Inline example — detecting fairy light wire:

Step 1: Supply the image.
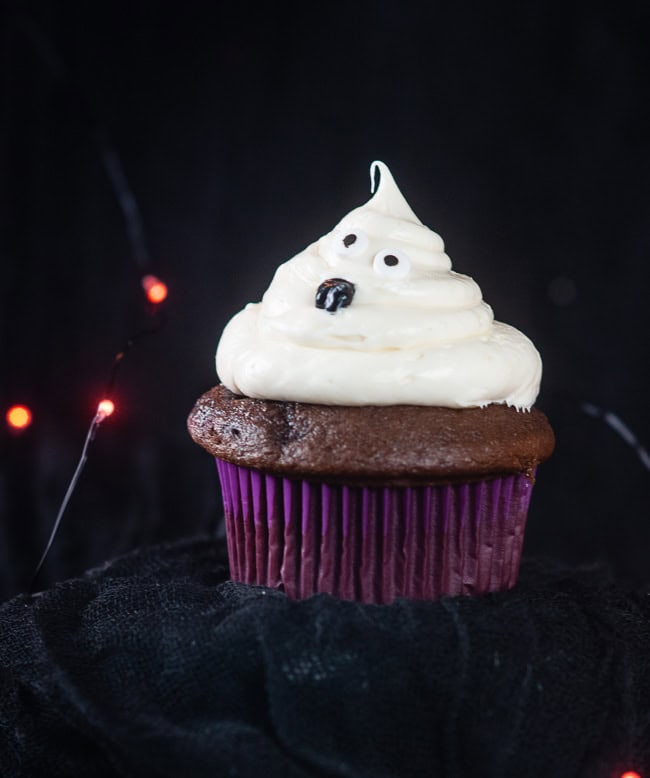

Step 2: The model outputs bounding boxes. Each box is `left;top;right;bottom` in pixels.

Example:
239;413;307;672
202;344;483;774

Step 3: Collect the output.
28;306;167;592
104;313;168;397
96;129;150;269
30;403;113;593
582;403;650;472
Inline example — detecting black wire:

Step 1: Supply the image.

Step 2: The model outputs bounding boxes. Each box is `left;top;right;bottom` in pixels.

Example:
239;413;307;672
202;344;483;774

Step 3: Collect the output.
29;412;103;594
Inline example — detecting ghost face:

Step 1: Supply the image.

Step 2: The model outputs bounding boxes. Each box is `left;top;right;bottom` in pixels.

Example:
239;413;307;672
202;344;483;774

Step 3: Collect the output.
331;227;412;280
259;200;484;349
315;226;418;313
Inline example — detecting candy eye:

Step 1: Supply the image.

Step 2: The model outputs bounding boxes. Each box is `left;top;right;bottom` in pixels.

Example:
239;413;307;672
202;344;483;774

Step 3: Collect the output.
373;248;411;279
334;228;369;257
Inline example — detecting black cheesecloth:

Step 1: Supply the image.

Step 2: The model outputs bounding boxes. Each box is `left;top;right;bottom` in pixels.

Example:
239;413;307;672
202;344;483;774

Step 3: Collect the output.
1;536;649;778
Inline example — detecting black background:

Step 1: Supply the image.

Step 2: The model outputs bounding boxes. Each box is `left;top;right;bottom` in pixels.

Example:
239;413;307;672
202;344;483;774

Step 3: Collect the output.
1;1;649;601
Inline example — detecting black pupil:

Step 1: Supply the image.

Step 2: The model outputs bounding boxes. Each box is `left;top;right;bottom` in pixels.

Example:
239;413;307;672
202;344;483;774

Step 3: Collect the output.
383;254;399;267
343;234;357;247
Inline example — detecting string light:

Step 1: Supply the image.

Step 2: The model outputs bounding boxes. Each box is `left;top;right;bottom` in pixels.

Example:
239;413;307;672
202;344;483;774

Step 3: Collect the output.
6;404;33;431
96;398;115;421
13;20;171;591
29;303;170;588
29;294;167;589
141;274;168;304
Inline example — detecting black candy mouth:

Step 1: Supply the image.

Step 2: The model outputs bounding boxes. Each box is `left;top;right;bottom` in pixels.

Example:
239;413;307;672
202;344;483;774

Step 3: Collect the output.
315;278;356;313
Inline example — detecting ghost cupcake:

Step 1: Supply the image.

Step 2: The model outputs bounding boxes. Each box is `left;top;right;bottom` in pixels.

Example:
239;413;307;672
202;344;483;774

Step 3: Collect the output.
188;162;554;603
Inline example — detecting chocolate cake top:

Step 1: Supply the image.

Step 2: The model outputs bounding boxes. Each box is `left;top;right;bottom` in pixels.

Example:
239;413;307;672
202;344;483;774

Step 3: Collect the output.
188;385;555;487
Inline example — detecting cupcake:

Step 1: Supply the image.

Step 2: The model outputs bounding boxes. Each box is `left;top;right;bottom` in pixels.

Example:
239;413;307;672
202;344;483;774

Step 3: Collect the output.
188;161;554;603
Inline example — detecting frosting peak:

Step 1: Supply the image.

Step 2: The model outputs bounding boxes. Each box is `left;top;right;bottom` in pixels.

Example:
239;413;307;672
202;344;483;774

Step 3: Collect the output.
216;162;542;410
368;160;422;224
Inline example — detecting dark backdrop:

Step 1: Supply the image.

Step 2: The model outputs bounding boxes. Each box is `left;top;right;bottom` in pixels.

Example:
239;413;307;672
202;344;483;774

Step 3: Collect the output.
1;1;649;601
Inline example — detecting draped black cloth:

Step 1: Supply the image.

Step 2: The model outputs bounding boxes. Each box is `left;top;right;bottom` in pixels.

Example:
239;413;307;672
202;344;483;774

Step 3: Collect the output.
1;537;649;778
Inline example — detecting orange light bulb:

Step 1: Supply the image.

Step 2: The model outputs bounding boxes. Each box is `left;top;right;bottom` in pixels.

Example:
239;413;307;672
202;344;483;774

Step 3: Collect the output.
141;274;168;304
621;772;642;778
147;282;168;304
7;404;32;430
96;399;115;420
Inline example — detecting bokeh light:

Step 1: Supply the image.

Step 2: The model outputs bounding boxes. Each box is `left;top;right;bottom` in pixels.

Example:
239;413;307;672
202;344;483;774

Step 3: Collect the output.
6;404;32;431
97;399;115;420
141;274;168;304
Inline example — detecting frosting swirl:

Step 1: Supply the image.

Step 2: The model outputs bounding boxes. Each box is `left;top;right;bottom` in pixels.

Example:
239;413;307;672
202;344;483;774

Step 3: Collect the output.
216;162;542;409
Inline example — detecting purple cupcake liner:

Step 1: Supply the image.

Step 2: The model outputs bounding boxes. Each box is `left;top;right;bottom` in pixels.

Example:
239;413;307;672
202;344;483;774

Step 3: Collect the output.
216;459;537;603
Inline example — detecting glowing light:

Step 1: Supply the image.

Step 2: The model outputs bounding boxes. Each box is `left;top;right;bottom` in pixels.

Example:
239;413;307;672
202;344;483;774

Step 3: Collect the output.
141;274;168;304
96;399;115;421
7;404;33;430
621;772;642;778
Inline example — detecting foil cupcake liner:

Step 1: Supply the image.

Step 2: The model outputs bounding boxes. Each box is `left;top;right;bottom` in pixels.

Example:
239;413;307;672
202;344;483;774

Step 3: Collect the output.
216;459;536;603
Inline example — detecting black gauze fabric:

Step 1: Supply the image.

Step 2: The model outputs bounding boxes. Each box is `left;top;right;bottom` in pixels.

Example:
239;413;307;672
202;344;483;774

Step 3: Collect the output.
1;536;649;778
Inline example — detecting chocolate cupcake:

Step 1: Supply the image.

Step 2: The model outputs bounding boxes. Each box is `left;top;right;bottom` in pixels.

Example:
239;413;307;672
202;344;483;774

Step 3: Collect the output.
188;162;554;603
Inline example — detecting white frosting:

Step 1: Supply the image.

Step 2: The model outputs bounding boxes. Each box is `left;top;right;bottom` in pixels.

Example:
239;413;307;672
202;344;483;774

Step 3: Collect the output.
216;161;542;409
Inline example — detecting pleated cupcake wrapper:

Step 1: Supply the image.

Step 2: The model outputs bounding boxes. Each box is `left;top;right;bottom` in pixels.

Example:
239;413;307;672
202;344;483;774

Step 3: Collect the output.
216;459;536;604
